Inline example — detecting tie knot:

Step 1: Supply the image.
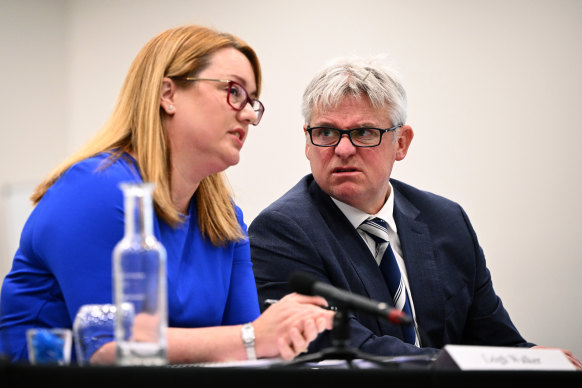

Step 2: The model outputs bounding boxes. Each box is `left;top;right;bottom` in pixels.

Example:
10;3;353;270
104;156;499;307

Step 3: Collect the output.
359;217;390;244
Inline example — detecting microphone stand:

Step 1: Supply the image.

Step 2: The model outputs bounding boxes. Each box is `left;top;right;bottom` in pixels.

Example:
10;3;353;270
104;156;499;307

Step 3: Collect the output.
276;307;397;369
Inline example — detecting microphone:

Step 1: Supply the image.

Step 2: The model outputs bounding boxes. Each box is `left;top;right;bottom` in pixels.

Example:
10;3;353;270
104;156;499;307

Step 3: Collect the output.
288;271;412;325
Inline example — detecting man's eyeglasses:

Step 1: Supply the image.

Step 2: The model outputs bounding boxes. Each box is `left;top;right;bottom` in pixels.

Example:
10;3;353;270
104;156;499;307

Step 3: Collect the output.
170;77;264;125
306;125;400;147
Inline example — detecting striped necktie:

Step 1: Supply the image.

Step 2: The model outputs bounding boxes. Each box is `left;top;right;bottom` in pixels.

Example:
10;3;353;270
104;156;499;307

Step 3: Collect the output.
359;217;419;346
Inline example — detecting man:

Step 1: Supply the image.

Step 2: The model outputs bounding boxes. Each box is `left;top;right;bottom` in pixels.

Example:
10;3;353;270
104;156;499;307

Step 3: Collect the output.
249;56;581;366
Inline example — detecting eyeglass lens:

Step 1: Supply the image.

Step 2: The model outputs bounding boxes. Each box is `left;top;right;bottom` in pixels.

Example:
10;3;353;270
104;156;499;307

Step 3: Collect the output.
227;82;263;125
310;127;382;146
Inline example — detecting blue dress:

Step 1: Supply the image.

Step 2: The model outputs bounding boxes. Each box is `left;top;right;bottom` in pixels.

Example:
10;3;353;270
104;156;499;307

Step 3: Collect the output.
0;153;260;361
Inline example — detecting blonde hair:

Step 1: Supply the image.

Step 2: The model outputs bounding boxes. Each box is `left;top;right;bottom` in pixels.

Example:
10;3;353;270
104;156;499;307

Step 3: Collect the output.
31;25;262;246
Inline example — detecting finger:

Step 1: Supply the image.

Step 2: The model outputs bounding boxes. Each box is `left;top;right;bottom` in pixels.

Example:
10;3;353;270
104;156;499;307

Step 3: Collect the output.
315;316;331;332
559;350;582;369
283;292;329;307
561;349;573;358
301;318;319;343
568;355;582;370
288;326;308;356
303;295;329;307
277;336;295;361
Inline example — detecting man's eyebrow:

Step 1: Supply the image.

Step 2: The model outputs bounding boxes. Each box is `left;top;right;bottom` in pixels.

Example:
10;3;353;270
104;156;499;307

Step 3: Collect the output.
310;121;335;127
311;122;381;128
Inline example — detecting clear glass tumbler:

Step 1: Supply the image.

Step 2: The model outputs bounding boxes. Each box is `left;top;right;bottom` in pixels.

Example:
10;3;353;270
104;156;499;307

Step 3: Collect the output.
73;303;133;365
27;328;72;365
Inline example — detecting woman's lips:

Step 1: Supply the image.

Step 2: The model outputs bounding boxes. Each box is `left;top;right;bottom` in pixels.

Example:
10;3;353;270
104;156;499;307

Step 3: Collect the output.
229;129;246;146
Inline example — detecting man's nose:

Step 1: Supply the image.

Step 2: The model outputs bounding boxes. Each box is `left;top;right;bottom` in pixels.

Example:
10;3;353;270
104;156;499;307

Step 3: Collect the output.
334;134;357;157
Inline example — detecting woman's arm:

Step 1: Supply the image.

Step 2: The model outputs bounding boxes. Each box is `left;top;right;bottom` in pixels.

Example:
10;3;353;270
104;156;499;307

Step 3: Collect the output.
91;293;334;364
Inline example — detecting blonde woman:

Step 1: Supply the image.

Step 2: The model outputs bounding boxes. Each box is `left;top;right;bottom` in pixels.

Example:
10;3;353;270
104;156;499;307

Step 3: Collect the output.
0;25;333;364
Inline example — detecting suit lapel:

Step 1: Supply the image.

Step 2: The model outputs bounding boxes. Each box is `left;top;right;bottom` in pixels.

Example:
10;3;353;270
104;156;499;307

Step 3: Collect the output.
393;185;445;344
309;180;408;337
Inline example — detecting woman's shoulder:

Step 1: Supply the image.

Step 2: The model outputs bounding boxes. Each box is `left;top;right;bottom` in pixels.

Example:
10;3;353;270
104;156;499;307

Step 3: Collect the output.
66;152;140;182
49;153;138;192
40;152;141;210
23;153;136;260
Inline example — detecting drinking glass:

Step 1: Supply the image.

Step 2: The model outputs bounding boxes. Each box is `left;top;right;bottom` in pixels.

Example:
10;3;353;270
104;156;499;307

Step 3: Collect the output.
73;304;132;365
27;328;72;365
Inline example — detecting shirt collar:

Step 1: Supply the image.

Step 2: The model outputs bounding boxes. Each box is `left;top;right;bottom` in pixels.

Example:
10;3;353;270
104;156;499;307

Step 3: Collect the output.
331;182;398;234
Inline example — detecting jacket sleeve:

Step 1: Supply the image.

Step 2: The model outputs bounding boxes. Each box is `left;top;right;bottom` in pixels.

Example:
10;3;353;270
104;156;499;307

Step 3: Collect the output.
249;208;439;357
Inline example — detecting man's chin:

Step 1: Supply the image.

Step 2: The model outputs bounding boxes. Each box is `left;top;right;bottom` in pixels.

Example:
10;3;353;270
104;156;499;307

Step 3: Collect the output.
327;185;362;205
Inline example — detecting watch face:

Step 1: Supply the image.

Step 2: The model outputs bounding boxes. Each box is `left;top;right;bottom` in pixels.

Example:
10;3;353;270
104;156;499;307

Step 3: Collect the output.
241;323;257;360
242;324;255;344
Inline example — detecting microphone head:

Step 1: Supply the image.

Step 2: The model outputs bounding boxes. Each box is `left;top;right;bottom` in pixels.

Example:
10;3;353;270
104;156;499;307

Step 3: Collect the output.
288;271;317;296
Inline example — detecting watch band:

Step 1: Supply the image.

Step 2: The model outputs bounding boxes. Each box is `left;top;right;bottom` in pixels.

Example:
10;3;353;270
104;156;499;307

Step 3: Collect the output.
241;323;257;360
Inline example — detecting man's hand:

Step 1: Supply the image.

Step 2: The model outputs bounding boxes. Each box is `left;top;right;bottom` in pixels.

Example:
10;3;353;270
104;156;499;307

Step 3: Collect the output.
532;345;582;370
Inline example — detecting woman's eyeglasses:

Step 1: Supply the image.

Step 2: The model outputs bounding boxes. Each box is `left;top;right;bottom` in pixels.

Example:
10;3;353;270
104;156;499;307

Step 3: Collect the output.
171;77;264;125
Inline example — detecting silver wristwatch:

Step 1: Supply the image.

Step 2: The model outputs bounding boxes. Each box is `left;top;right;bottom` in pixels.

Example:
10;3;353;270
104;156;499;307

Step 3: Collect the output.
241;323;256;360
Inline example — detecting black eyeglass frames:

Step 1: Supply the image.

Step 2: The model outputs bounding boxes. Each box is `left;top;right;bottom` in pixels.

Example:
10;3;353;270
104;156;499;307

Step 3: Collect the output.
306;125;400;147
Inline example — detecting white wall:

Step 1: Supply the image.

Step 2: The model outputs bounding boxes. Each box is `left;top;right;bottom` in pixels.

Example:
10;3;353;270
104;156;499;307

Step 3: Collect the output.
0;0;67;278
1;0;581;358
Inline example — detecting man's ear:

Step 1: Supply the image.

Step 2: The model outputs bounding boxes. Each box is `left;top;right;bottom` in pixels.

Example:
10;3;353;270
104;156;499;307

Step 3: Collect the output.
395;124;414;161
160;77;177;115
303;124;311;160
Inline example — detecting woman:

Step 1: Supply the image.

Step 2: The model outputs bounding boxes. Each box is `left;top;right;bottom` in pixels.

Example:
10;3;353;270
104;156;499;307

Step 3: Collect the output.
0;25;333;364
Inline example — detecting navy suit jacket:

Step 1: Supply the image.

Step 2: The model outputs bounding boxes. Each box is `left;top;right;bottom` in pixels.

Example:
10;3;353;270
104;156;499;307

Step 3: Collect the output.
249;174;533;356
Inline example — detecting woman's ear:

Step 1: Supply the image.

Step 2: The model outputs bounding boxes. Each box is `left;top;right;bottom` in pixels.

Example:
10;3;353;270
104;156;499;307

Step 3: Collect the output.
160;77;177;115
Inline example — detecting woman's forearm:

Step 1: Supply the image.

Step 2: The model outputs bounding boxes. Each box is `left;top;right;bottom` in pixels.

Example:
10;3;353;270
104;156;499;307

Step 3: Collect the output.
90;325;246;365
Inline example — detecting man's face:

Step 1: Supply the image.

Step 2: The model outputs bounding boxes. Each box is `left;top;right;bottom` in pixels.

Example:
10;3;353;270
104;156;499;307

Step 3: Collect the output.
305;95;413;214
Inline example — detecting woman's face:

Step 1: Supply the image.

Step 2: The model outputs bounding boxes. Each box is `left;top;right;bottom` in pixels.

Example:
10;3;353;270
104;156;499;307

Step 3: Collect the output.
162;47;259;185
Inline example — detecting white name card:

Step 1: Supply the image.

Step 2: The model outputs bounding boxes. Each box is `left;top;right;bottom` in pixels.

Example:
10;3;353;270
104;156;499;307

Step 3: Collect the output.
434;345;575;371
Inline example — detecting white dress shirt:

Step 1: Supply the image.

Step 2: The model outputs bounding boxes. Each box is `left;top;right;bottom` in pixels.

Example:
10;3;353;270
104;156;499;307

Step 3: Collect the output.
331;182;420;344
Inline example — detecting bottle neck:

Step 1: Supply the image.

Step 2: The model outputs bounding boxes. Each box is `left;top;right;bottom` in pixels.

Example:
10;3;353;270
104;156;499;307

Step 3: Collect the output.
121;183;155;238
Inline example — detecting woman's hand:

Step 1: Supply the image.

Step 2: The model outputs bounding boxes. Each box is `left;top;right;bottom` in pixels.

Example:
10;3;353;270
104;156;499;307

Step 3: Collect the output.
252;292;334;360
90;293;335;364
